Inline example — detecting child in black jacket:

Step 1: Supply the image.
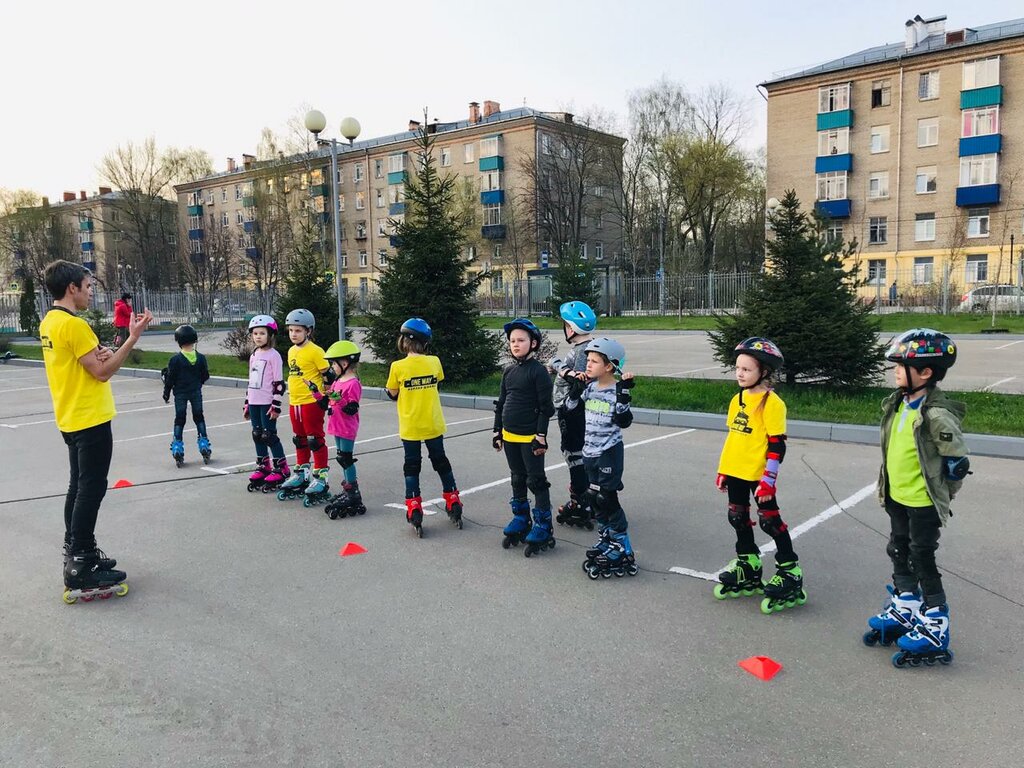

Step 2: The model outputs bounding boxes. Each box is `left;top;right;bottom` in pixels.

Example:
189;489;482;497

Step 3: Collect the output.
163;324;212;465
492;319;555;557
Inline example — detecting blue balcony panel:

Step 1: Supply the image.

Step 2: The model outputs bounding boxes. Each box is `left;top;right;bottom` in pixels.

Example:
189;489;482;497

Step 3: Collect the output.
389;235;403;248
388;202;406;216
959;134;1002;157
479;156;504;172
816;109;853;131
81;241;94;252
82;260;97;272
188;228;204;241
956;184;1000;207
814;153;853;173
480;190;505;205
960;85;1003;109
387;171;407;185
243;220;260;233
481;224;507;240
186;204;203;215
245;247;261;259
815;199;851;219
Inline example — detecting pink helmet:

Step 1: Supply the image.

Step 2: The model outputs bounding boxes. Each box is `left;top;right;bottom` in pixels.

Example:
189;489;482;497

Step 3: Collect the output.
248;314;278;334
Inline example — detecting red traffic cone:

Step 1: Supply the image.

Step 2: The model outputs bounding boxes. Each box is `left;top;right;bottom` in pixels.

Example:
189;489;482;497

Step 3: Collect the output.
339;542;367;557
112;479;133;489
738;655;782;681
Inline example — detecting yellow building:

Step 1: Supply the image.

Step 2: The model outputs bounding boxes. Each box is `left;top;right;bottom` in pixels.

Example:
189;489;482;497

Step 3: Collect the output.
763;15;1024;307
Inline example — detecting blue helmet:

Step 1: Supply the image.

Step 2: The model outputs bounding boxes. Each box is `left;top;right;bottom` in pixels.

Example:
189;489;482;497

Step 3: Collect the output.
559;301;597;337
503;318;543;349
400;317;432;343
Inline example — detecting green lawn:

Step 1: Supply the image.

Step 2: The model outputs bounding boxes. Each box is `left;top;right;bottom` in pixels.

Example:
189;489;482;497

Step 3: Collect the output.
12;344;1022;436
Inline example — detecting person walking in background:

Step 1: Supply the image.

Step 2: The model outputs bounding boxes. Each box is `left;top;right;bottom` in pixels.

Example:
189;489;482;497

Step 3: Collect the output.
113;292;132;347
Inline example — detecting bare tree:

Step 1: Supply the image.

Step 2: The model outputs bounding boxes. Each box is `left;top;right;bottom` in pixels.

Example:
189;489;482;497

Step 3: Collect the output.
0;191;77;285
178;220;233;322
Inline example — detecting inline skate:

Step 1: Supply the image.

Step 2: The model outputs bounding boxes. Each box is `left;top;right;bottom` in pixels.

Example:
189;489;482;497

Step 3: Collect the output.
170;439;185;467
502;499;531;548
443;489;464;529
62;540;117;570
302;468;330;507
261;458;290;493
555;492;594;530
523;508;555;558
197;435;212;464
892;604;953;668
863;585;922;647
584;529;638;579
713;553;764;600
63;550;129;605
247;457;271;492
324;482;366;519
582;526;612;572
760;560;807;614
277;464;309;501
406;496;424;538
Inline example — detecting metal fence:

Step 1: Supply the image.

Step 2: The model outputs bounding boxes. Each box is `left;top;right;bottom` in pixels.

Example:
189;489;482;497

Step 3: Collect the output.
855;263;1024;315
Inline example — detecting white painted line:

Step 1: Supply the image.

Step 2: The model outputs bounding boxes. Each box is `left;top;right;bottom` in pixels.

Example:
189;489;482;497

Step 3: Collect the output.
200;466;231;475
982;376;1016;392
665;366;721;376
0;396;241;429
8;377;157;394
114;421;250;443
992;339;1024;350
668;566;720;582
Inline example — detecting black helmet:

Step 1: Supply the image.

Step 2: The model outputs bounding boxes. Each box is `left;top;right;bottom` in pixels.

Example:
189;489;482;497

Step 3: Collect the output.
174;324;198;345
885;329;957;370
121;292;132;301
734;337;785;372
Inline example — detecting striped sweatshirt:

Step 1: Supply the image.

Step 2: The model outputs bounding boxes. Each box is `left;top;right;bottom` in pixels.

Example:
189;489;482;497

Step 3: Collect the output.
566;381;631;458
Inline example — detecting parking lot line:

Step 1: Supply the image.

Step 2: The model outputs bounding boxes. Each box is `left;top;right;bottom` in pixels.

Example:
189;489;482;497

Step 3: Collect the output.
0;396;241;429
993;339;1024;350
982;376;1016;391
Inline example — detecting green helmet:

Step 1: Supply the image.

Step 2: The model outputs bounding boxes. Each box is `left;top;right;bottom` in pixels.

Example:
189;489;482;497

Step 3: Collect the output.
324;339;361;363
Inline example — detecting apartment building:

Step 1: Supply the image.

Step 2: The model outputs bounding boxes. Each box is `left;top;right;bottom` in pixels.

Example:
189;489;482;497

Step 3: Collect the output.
763;14;1024;299
173;101;625;298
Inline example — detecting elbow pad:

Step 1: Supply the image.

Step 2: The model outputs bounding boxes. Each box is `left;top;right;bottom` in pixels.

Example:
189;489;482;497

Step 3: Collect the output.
767;434;787;464
386;390;399;402
272;380;286;396
944;456;970;481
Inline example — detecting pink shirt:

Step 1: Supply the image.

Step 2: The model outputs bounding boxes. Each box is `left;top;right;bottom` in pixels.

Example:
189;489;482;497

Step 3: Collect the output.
326;377;362;440
247;347;284;407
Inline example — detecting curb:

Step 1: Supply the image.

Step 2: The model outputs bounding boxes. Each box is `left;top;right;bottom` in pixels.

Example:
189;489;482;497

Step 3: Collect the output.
6;357;1024;459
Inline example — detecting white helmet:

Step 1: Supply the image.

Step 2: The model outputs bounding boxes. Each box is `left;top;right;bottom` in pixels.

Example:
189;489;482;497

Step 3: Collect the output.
248;314;278;334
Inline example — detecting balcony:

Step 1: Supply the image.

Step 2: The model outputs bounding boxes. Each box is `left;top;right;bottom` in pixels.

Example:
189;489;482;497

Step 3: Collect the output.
814;153;853;173
354;231;367;241
816;109;853;131
310;184;330;197
956;184;1000;207
961;85;1002;109
389;202;406;216
387;170;407;185
480;190;505;206
79;219;93;231
481;224;507;240
959;134;1002;157
82;260;97;272
815;199;851;218
479;156;504;172
242;195;255;208
81;241;94;252
187;204;203;216
245;246;262;259
243;220;260;233
188;228;205;240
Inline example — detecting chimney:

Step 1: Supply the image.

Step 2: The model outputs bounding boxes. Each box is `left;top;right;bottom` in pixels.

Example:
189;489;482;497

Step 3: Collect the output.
63;191;76;202
79;190;87;201
41;196;49;208
483;100;501;118
242;153;255;170
227;157;236;172
469;102;481;124
905;14;946;50
98;186;112;195
408;119;421;132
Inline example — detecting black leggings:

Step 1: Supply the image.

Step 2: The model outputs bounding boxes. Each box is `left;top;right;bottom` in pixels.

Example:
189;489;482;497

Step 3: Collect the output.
885;496;945;607
503;440;551;511
62;421;114;553
725;476;796;564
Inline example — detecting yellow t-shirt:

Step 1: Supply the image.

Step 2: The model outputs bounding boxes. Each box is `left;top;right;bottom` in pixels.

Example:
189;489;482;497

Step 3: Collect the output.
39;308;116;433
386;354;446;441
886;401;932;507
717;390;787;481
287;342;328;406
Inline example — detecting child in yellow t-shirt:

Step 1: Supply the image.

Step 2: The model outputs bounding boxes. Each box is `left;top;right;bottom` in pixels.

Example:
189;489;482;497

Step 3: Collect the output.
277;308;331;504
714;337;805;615
385;317;462;537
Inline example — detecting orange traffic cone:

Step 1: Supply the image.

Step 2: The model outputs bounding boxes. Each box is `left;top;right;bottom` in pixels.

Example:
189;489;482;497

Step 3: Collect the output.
738;655;782;681
339;542;367;557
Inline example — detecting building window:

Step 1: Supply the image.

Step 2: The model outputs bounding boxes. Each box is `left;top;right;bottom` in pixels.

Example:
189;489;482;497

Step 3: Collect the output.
377;249;389;267
355;221;366;239
962;107;999;138
389;154;405;173
966;254;988;283
960;154;998;187
868;172;889;199
916;166;937;194
220;212;229;227
967;208;990;238
868;217;888;244
871;79;891;107
963;56;1000;90
825;222;843;243
388;185;404;204
377;220;386;236
168;232;177;245
464;143;475;163
301;172;310;191
915;213;936;242
817;128;849;156
354;163;364;182
867;258;887;284
917;118;939;147
480;136;500;157
358;251;368;268
542;134;552;155
441;147;451;167
918;70;940;100
483;203;502;226
340;252;348;269
595;241;604;260
339;194;345;212
816;172;847;201
188;214;201;229
376;189;384;208
235;185;242;200
482;170;502;191
374;159;383;179
596;213;604;230
221;188;227;202
359;276;368;292
236;210;244;224
817;83;851;113
207;190;215;205
913;256;935;284
238;235;246;248
870;125;890;153
491;271;503;291
355;191;365;210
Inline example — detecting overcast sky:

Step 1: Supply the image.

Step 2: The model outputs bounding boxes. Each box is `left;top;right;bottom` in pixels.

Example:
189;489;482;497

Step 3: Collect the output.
2;0;1021;198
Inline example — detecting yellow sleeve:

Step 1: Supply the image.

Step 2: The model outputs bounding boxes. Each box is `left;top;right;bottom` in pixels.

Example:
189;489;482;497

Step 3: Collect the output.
69;318;100;359
765;393;787;435
435;356;444;383
386;361;400;391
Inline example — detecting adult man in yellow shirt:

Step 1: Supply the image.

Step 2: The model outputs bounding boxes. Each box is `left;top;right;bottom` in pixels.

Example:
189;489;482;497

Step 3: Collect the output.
39;260;152;597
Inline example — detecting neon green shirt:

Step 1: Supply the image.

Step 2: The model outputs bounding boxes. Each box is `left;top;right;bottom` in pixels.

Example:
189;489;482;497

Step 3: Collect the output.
886;399;932;507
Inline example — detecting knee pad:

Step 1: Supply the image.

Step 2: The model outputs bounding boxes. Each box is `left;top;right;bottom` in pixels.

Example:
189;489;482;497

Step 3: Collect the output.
758;510;789;538
403;458;422;477
252;428;263;445
259;429;275;446
510;472;528;491
292;435;308;449
526;475;550;495
728;503;753;532
886;540;905;562
587;485;615;516
583;485;601;511
429;453;452;476
336;451;356;469
307;435;325;452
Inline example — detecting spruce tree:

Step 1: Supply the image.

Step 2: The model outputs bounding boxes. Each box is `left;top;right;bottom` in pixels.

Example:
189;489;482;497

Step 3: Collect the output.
19;273;40;336
364;124;498;381
274;247;341;355
549;247;599;316
709;190;884;386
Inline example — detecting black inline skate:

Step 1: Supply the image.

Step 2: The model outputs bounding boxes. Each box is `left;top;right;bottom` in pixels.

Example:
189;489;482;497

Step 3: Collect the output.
583;530;637;579
555;492;593;530
863;585;922;647
760;560;807;614
63;550;129;605
713;553;764;600
324;482;367;520
501;498;531;549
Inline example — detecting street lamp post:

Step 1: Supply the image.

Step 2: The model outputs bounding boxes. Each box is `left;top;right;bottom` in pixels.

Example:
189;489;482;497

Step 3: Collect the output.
304;109;361;342
763;197;781;271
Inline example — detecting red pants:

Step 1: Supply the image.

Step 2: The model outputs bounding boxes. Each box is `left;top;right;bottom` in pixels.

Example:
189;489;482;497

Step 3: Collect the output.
289;402;328;469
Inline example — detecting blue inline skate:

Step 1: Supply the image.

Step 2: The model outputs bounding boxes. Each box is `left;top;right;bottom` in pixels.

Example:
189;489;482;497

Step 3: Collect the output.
584;529;637;579
892;604;953;668
523;508;555;558
501;498;532;549
277;464;309;501
197;435;212;464
863;585;922;647
582;526;612;572
170;439;185;468
713;553;764;600
302;468;330;507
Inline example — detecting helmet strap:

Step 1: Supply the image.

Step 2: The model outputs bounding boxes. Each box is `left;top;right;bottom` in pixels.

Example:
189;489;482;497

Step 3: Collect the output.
901;363;932;397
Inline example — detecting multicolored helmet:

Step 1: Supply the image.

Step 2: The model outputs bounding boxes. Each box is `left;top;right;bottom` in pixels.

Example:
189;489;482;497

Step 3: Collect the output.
503;318;543;349
174;324;198;346
285;308;315;329
584;337;626;371
324;339;361;363
886;329;956;370
559;301;597;336
400;317;432;343
734;337;785;371
248;314;278;334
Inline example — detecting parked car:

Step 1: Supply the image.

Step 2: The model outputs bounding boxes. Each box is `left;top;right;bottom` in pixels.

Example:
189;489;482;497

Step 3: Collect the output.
957;284;1024;312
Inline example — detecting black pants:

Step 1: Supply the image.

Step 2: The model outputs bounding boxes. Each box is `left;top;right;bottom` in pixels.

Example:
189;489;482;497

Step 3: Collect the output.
173;390;207;441
557;405;587;497
61;421;113;553
725;476;796;564
885;496;945;607
503;440;551;511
